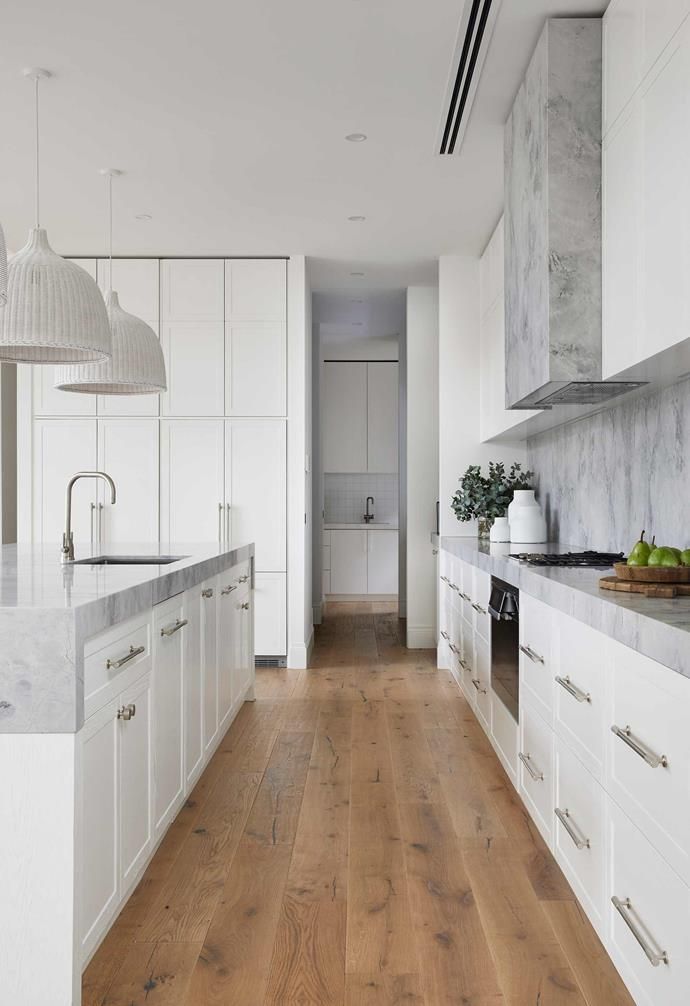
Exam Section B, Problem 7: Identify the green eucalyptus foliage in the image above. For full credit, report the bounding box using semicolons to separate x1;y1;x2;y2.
451;462;533;523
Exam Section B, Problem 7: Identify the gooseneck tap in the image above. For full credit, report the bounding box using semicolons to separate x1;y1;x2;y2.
62;471;117;562
363;496;375;523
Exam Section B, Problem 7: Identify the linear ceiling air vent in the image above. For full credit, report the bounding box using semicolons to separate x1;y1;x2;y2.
438;0;502;155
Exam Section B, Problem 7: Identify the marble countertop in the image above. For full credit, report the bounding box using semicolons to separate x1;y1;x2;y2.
438;536;690;681
0;541;254;735
325;523;399;531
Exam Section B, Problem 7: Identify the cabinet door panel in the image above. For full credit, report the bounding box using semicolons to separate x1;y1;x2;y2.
183;585;204;787
160;260;224;322
367;362;398;473
254;571;286;656
330;530;367;594
97;327;160;418
152;598;186;837
217;585;236;728
33;419;97;544
97;419;159;544
367;530;398;593
234;587;254;699
202;579;219;753
119;672;152;894
160;420;225;543
225;322;286;416
225;419;286;571
96;259;159;322
225;259;286;322
322;362;367;473
160;323;225;416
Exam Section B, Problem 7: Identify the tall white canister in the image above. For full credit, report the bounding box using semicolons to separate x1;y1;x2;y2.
508;489;547;543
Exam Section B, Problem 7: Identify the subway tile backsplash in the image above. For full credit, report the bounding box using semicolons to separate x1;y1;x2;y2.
325;473;399;525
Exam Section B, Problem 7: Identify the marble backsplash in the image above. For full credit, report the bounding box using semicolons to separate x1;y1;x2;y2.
527;376;690;553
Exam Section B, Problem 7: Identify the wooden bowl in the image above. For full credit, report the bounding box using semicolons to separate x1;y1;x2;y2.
613;562;690;583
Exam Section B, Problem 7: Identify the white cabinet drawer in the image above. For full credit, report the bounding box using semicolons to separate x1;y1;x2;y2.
84;613;151;719
554;737;607;933
554;614;608;781
607;797;690;1006
322;531;331;548
473;634;491;732
607;641;690;885
519;700;554;847
519;593;554;724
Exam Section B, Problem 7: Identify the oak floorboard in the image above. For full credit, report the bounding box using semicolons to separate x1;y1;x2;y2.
100;941;201;1005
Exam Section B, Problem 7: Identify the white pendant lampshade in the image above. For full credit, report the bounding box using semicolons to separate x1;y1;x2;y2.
0;223;7;306
55;290;166;393
0;68;111;365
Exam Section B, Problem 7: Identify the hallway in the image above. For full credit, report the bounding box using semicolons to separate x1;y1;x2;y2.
83;603;633;1005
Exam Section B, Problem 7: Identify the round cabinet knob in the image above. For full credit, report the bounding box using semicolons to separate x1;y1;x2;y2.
202;588;214;598
117;703;136;721
238;574;249;583
240;602;250;610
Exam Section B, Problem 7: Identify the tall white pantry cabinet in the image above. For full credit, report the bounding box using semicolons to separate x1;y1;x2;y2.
18;257;289;656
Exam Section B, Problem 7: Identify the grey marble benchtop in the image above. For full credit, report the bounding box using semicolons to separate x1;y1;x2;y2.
438;536;690;682
0;541;254;735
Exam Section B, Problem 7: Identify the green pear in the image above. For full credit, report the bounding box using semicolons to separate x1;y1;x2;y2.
669;547;682;560
627;530;651;566
680;549;690;566
648;546;680;567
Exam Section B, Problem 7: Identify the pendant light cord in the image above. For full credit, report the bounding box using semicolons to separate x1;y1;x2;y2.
108;171;113;293
34;75;40;228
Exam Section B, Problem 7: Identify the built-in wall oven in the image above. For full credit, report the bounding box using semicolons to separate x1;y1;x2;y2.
488;576;519;722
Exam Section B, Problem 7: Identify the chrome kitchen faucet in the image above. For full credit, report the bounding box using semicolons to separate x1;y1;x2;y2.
363;496;375;523
62;471;117;562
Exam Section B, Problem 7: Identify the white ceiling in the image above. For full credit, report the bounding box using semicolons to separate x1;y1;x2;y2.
1;0;605;293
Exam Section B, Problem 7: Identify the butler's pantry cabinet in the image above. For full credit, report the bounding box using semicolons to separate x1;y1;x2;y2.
322;361;398;474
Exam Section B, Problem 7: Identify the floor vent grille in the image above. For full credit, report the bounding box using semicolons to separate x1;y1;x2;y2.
255;657;287;669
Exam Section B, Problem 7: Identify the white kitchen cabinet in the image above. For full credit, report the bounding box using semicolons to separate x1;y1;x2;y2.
519;593;554;726
202;578;219;753
160;420;225;543
225;419;286;571
96;419;159;545
160;259;224;322
225;322;286;416
96;258;159;322
519;699;554;848
234;587;254;699
118;672;153;896
367;529;398;593
254;571;286;656
367;363;398;473
217;577;237;730
152;597;186;838
160;322;225;416
330;529;368;594
183;584;204;788
554;613;608;783
322;362;368;473
225;259;286;322
32;419;97;544
473;633;492;733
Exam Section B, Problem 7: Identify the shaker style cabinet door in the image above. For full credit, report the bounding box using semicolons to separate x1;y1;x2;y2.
32;418;97;544
202;577;219;753
225;322;286;416
322;362;367;473
160;259;224;322
254;572;286;656
225;259;286;322
225;419;286;571
330;530;368;594
367;362;398;474
367;530;398;593
152;598;186;838
160;420;225;543
118;672;153;896
97;419;159;544
183;584;204;788
160;323;225;416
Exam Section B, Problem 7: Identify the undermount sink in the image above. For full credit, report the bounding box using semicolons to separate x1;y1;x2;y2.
70;554;187;566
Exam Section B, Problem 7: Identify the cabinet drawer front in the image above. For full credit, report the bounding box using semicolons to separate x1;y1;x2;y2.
473;635;491;730
554;614;608;781
519;701;554;846
519;593;554;723
554;737;606;932
607;797;690;1006
85;614;151;719
608;642;690;885
472;566;491;644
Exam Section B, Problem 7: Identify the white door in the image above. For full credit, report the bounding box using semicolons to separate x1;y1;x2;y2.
160;323;225;416
80;698;119;962
322;362;367;472
152;598;186;838
367;530;398;593
97;419;159;545
33;419;97;544
183;585;204;787
225;419;286;571
96;259;160;417
160;259;224;322
225;259;287;321
118;672;152;895
367;363;398;473
202;579;219;753
160;420;225;543
225;322;286;416
254;571;286;656
217;580;236;729
330;530;368;594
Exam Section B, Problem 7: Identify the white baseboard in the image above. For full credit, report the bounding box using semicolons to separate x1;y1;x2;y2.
406;624;436;649
313;602;322;625
288;627;314;669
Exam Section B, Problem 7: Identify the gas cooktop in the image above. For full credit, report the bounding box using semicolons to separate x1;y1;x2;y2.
510;550;625;568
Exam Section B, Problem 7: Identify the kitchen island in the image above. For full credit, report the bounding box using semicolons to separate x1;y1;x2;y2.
0;542;255;1006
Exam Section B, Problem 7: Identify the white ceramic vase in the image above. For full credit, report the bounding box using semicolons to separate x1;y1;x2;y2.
489;516;510;542
508;489;547;544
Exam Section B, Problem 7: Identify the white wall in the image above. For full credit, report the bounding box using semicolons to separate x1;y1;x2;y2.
439;256;527;537
406;287;438;648
321;336;399;361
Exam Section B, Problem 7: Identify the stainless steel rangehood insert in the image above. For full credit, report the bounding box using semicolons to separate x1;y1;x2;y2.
504;18;646;409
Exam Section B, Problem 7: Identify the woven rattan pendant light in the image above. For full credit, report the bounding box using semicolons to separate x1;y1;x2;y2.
0;69;112;364
55;169;166;395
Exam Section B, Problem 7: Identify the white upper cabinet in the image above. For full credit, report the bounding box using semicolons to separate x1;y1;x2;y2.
225;322;286;416
160;420;225;543
160;259;224;322
367;363;398;474
97;259;159;321
97;419;159;544
32;419;97;543
225;260;286;322
225;419;286;571
160;322;225;416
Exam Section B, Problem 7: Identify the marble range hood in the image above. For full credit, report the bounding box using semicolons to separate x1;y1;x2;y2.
503;18;647;410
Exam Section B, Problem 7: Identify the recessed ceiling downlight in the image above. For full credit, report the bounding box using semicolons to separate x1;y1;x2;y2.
345;133;367;142
348;215;366;222
135;213;152;221
350;271;365;277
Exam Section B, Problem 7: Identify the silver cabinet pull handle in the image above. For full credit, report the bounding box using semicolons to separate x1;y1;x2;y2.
98;502;104;547
460;592;471;601
459;658;467;671
117;703;136;721
218;502;223;544
90;502;96;548
106;644;145;670
519;752;544;782
555;807;590;849
160;618;188;637
611;896;669;967
440;575;449;584
221;584;238;595
202;587;214;599
448;642;457;654
471;602;487;614
240;601;250;610
449;582;459;592
471;678;487;694
519;643;544;664
556;675;591;704
432;549;438;555
611;725;668;768
226;503;231;544
238;574;249;584
440;630;449;640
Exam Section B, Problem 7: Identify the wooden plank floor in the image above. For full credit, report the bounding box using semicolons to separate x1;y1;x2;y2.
84;602;634;1006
